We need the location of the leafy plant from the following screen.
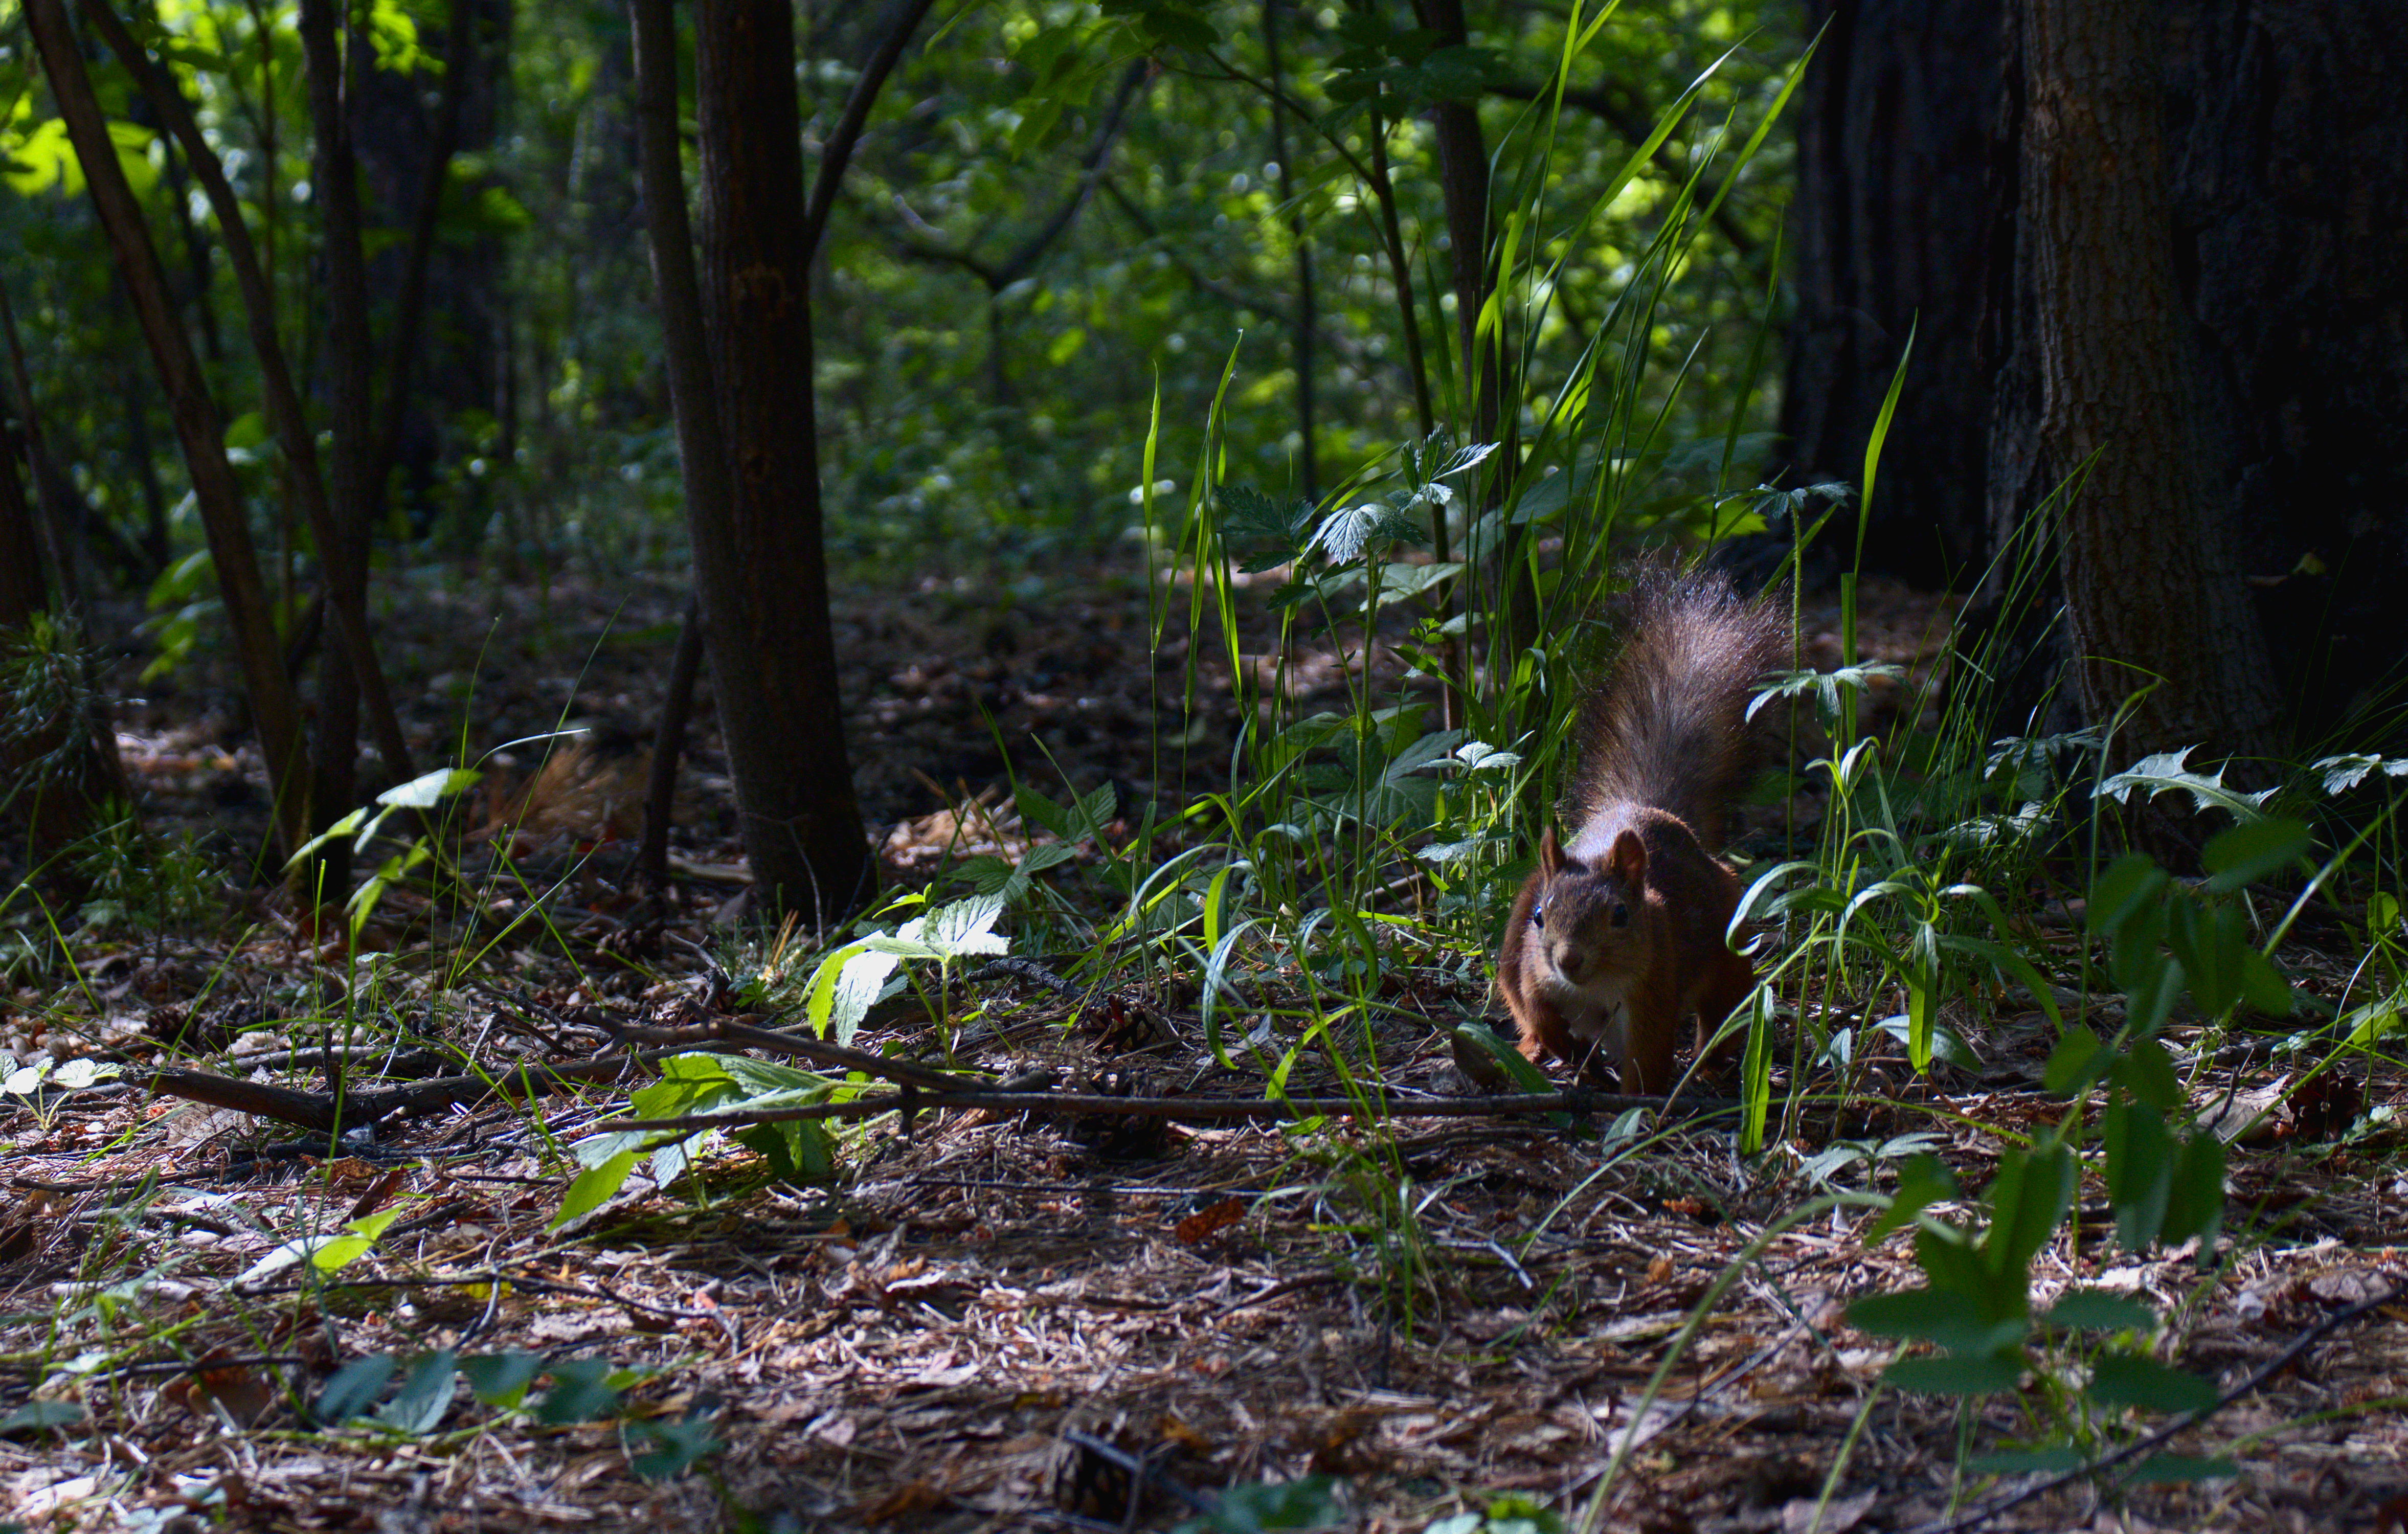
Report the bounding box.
[1846,818,2306,1481]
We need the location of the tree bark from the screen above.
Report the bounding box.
[631,0,732,897]
[295,0,383,887]
[2002,0,2280,768]
[1779,0,2005,586]
[27,0,311,856]
[82,0,414,791]
[678,0,875,924]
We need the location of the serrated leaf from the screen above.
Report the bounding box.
[1312,500,1424,563]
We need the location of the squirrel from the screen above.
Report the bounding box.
[1492,568,1787,1095]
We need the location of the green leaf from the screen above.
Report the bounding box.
[2108,1036,2183,1111]
[310,1205,408,1273]
[2042,1026,2105,1096]
[1215,486,1318,572]
[2200,818,2311,893]
[1312,499,1425,563]
[314,1353,397,1426]
[461,1352,546,1408]
[1965,1447,2086,1475]
[1850,1289,1984,1346]
[530,1357,626,1425]
[377,766,481,809]
[0,1400,87,1433]
[1865,1153,1959,1243]
[1884,1352,2024,1395]
[2102,1097,2172,1253]
[378,1349,457,1436]
[2042,1289,2158,1334]
[2158,1129,2225,1255]
[2097,748,2279,821]
[2236,946,2293,1017]
[2088,852,2168,940]
[2088,1355,2219,1414]
[550,1149,636,1230]
[1980,1144,2075,1287]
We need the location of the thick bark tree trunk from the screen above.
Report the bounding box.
[1779,0,2005,587]
[689,0,873,924]
[1999,0,2280,768]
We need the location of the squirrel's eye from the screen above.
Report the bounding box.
[1529,900,1547,928]
[1610,904,1630,929]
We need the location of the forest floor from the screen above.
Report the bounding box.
[2,557,2404,1533]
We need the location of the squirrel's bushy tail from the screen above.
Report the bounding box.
[1568,567,1788,847]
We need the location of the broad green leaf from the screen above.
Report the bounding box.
[314,1353,397,1426]
[1966,1447,2086,1475]
[2201,818,2311,893]
[461,1352,546,1408]
[310,1206,408,1273]
[378,1349,457,1435]
[2042,1026,2104,1096]
[550,1149,636,1230]
[2103,1097,2172,1253]
[2043,1289,2157,1334]
[1865,1153,1960,1243]
[2109,1036,2182,1111]
[377,766,481,808]
[2158,1129,2225,1255]
[1884,1352,2023,1395]
[2088,1355,2218,1414]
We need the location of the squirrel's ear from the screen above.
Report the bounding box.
[1608,828,1648,883]
[1538,825,1565,873]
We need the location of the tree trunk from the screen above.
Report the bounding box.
[296,0,380,888]
[2000,0,2280,768]
[1779,0,2005,587]
[351,0,509,545]
[83,0,415,792]
[2156,0,2408,740]
[687,0,874,924]
[27,0,311,858]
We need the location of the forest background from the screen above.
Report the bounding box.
[2,0,2407,1529]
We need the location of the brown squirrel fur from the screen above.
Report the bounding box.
[1495,569,1787,1094]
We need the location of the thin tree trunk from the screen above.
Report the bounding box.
[637,596,706,889]
[1412,0,1498,730]
[82,0,415,788]
[631,0,736,893]
[367,0,474,528]
[2013,0,2280,769]
[26,0,310,856]
[296,0,382,886]
[687,0,875,924]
